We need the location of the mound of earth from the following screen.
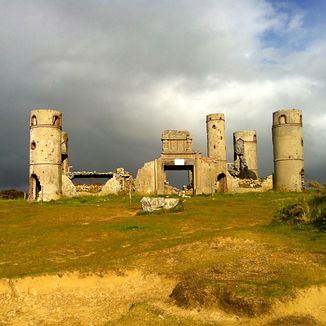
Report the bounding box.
[170,280,271,317]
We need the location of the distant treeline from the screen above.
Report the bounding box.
[0,189,24,199]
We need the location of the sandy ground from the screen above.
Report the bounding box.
[0,270,326,326]
[0,271,175,326]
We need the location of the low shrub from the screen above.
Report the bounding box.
[273,194,326,231]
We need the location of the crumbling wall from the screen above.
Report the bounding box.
[233,130,258,178]
[101,178,121,195]
[101,168,134,195]
[62,175,77,197]
[135,160,158,194]
[226,173,273,193]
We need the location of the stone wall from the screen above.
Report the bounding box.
[135,160,158,194]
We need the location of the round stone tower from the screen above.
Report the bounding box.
[206,113,226,168]
[272,109,304,192]
[29,109,63,201]
[233,130,258,177]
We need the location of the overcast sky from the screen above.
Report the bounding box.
[1,0,326,190]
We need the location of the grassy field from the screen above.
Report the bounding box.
[1,191,326,324]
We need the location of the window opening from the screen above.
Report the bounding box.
[279,115,286,124]
[31,115,37,126]
[53,115,61,126]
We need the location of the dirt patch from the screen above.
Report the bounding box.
[0,270,176,326]
[265,286,326,325]
[1,271,326,325]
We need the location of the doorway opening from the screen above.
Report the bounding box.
[164,165,194,195]
[29,174,41,200]
[217,173,227,193]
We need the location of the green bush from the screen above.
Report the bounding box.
[273,194,326,231]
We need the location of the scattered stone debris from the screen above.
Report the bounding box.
[227,174,273,193]
[140,197,180,212]
[163,182,180,195]
[75,184,103,193]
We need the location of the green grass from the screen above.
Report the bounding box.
[1,192,326,302]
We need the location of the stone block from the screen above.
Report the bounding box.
[140,197,180,212]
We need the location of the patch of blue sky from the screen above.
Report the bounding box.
[261,0,326,51]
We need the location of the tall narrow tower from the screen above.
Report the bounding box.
[233,130,258,177]
[29,109,63,201]
[206,113,226,170]
[272,109,304,192]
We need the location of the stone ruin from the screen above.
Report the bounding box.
[134,129,226,195]
[28,108,304,201]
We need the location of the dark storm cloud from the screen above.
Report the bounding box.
[0,0,325,190]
